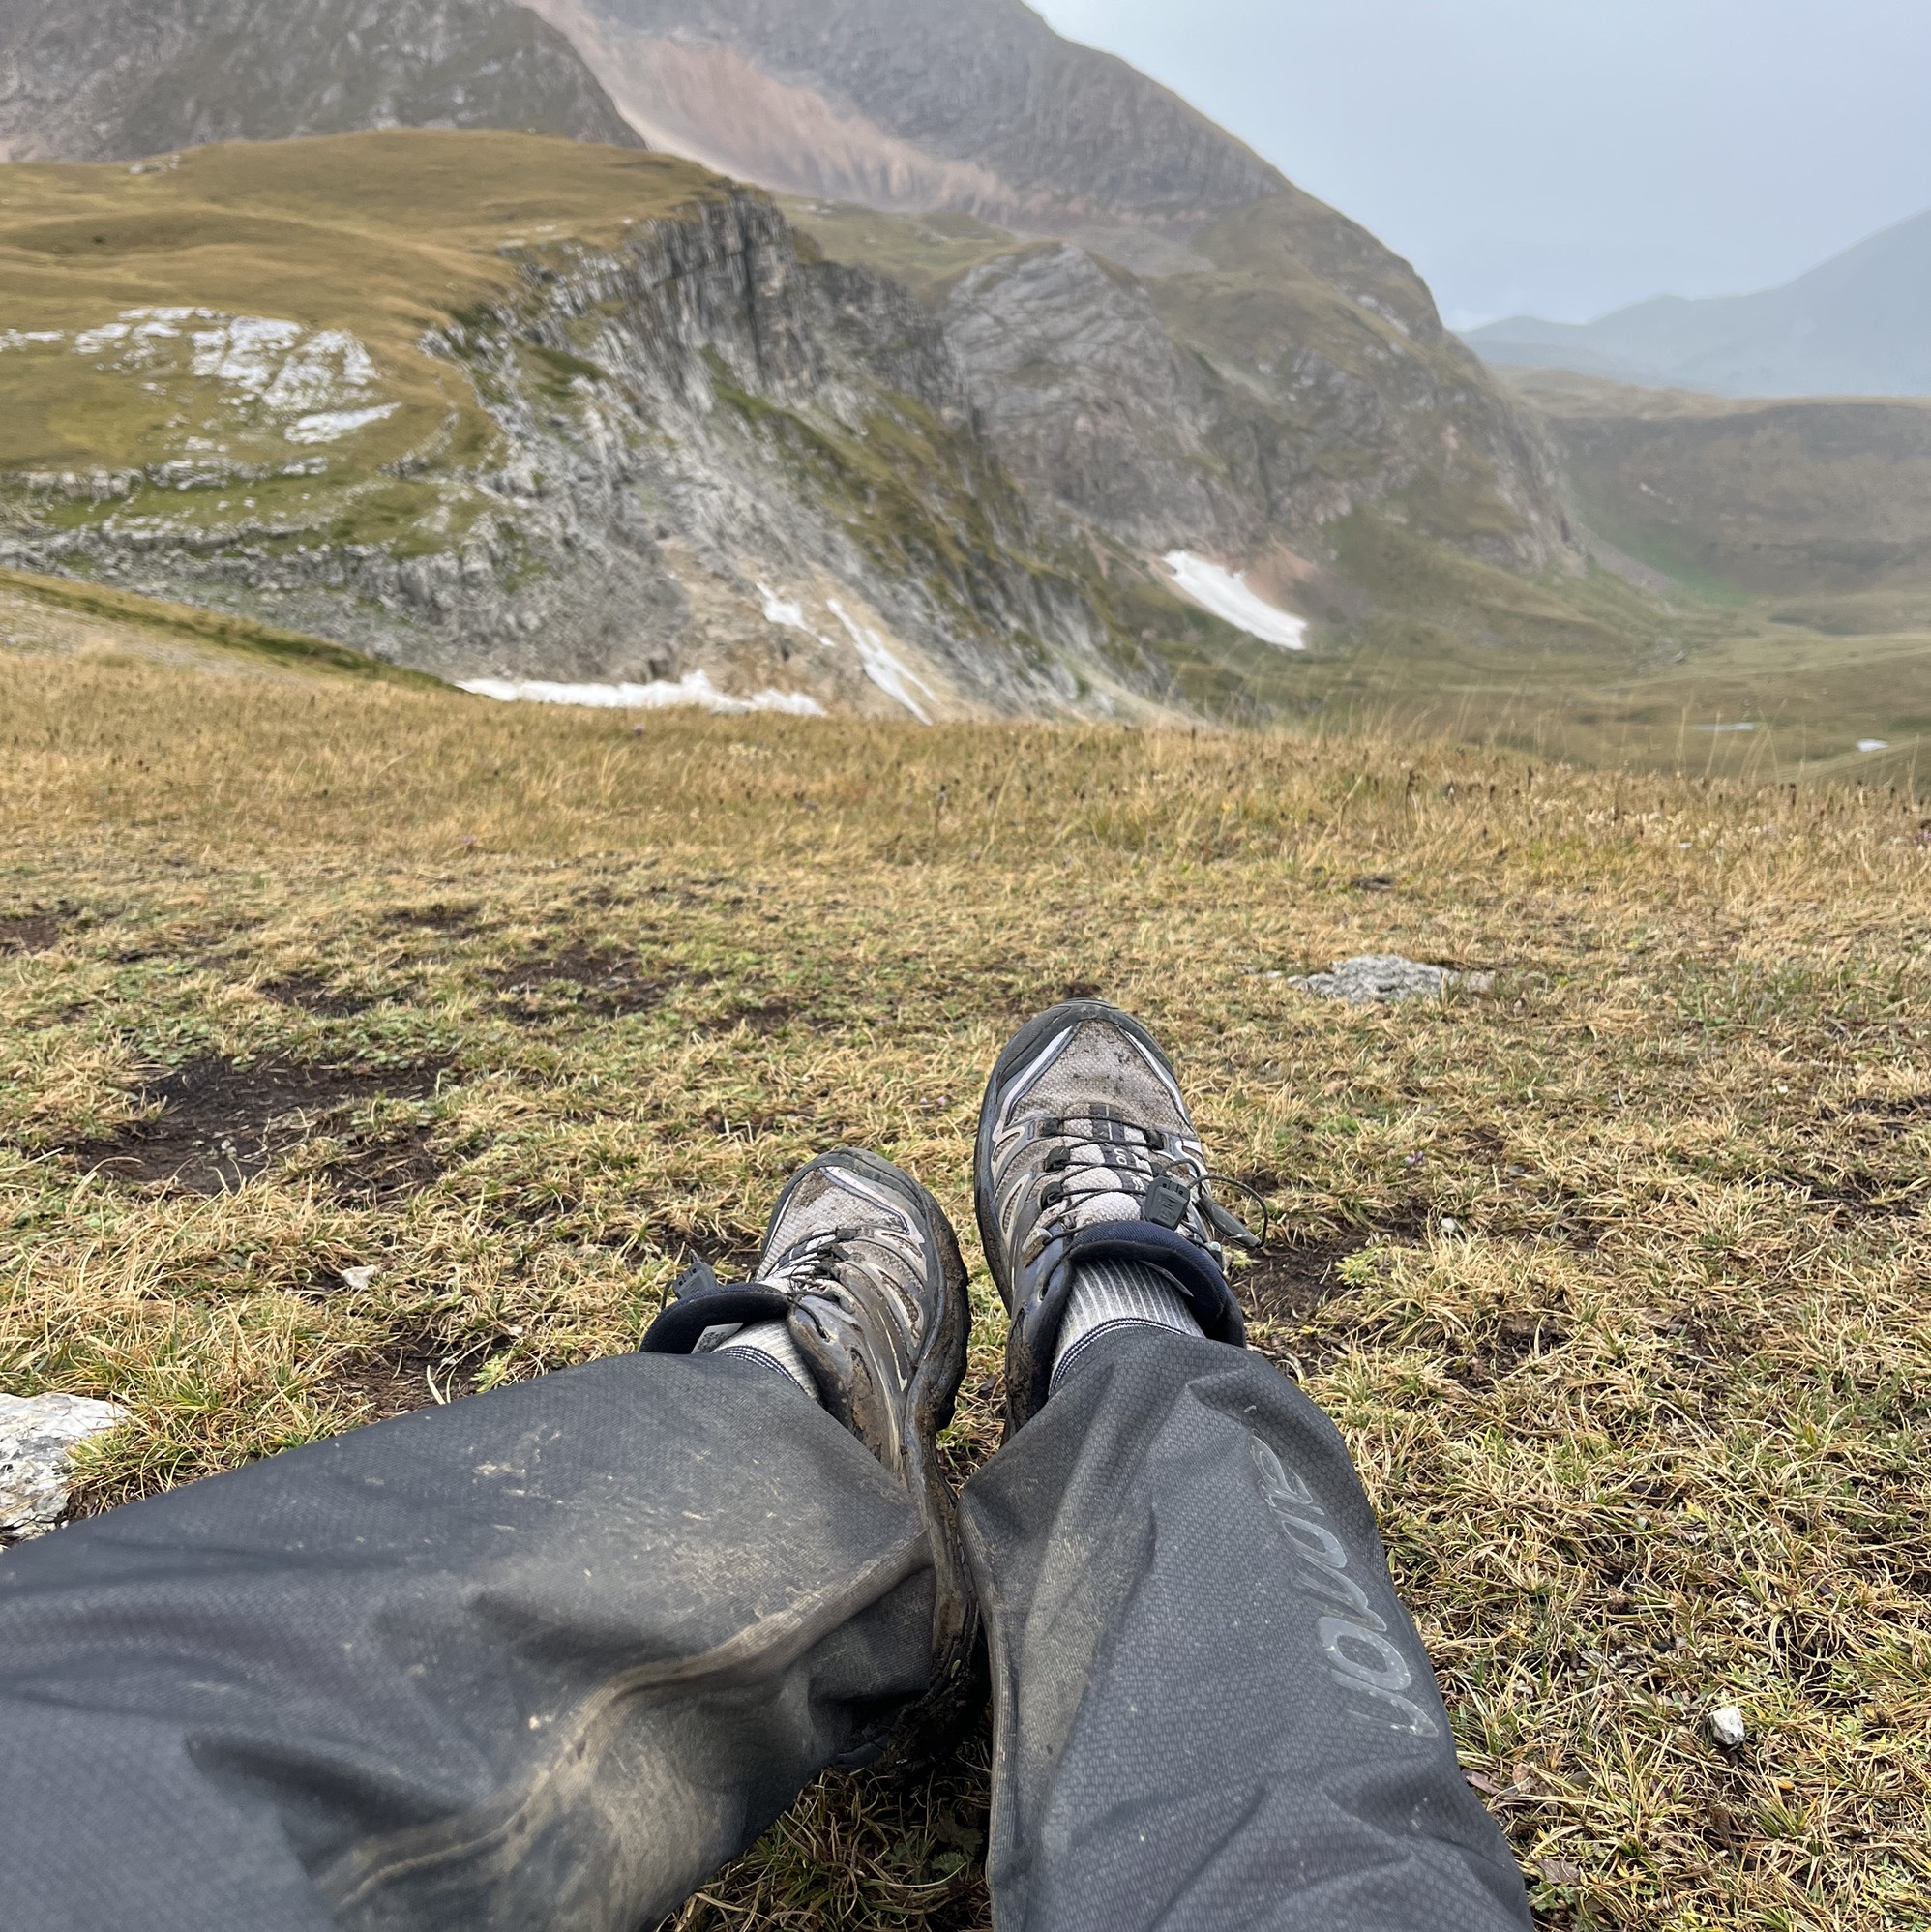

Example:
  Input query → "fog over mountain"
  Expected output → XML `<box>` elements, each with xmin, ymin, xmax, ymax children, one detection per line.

<box><xmin>1033</xmin><ymin>0</ymin><xmax>1931</xmax><ymax>332</ymax></box>
<box><xmin>1467</xmin><ymin>211</ymin><xmax>1931</xmax><ymax>401</ymax></box>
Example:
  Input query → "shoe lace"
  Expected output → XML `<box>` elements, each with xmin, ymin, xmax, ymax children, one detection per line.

<box><xmin>1020</xmin><ymin>1109</ymin><xmax>1268</xmax><ymax>1251</ymax></box>
<box><xmin>758</xmin><ymin>1226</ymin><xmax>850</xmax><ymax>1295</ymax></box>
<box><xmin>760</xmin><ymin>1221</ymin><xmax>927</xmax><ymax>1334</ymax></box>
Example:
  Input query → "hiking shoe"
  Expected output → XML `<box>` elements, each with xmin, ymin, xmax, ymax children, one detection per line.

<box><xmin>639</xmin><ymin>1147</ymin><xmax>979</xmax><ymax>1769</ymax></box>
<box><xmin>974</xmin><ymin>1000</ymin><xmax>1254</xmax><ymax>1429</ymax></box>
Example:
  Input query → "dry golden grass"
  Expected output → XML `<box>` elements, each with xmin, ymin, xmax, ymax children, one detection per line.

<box><xmin>3</xmin><ymin>639</ymin><xmax>1929</xmax><ymax>1930</ymax></box>
<box><xmin>0</xmin><ymin>130</ymin><xmax>721</xmax><ymax>472</ymax></box>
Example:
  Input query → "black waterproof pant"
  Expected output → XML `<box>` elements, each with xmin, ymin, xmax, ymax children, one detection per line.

<box><xmin>0</xmin><ymin>1327</ymin><xmax>1530</xmax><ymax>1932</ymax></box>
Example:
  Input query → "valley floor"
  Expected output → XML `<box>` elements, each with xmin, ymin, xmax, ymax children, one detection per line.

<box><xmin>2</xmin><ymin>634</ymin><xmax>1927</xmax><ymax>1929</ymax></box>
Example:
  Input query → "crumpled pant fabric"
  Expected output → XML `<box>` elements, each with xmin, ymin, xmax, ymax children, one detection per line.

<box><xmin>0</xmin><ymin>1331</ymin><xmax>1530</xmax><ymax>1932</ymax></box>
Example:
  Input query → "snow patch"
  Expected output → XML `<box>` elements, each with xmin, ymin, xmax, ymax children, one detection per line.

<box><xmin>459</xmin><ymin>672</ymin><xmax>825</xmax><ymax>717</ymax></box>
<box><xmin>286</xmin><ymin>403</ymin><xmax>400</xmax><ymax>445</ymax></box>
<box><xmin>1857</xmin><ymin>738</ymin><xmax>1889</xmax><ymax>753</ymax></box>
<box><xmin>753</xmin><ymin>583</ymin><xmax>942</xmax><ymax>722</ymax></box>
<box><xmin>758</xmin><ymin>582</ymin><xmax>815</xmax><ymax>634</ymax></box>
<box><xmin>1163</xmin><ymin>551</ymin><xmax>1307</xmax><ymax>651</ymax></box>
<box><xmin>0</xmin><ymin>330</ymin><xmax>65</xmax><ymax>352</ymax></box>
<box><xmin>828</xmin><ymin>599</ymin><xmax>935</xmax><ymax>722</ymax></box>
<box><xmin>1693</xmin><ymin>722</ymin><xmax>1756</xmax><ymax>734</ymax></box>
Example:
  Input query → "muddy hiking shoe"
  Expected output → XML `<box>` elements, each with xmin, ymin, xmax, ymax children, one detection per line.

<box><xmin>975</xmin><ymin>999</ymin><xmax>1260</xmax><ymax>1430</ymax></box>
<box><xmin>640</xmin><ymin>1147</ymin><xmax>980</xmax><ymax>1771</ymax></box>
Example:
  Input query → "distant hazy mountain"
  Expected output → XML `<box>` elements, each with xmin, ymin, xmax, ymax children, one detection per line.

<box><xmin>0</xmin><ymin>0</ymin><xmax>642</xmax><ymax>162</ymax></box>
<box><xmin>1468</xmin><ymin>211</ymin><xmax>1931</xmax><ymax>399</ymax></box>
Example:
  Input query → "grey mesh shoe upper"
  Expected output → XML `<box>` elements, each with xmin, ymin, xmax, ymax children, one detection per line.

<box><xmin>641</xmin><ymin>1147</ymin><xmax>979</xmax><ymax>1769</ymax></box>
<box><xmin>974</xmin><ymin>1000</ymin><xmax>1252</xmax><ymax>1427</ymax></box>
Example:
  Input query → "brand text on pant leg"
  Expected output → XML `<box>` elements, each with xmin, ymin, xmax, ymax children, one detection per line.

<box><xmin>1249</xmin><ymin>1436</ymin><xmax>1440</xmax><ymax>1738</ymax></box>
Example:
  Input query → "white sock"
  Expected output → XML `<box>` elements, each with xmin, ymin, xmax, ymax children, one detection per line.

<box><xmin>1050</xmin><ymin>1258</ymin><xmax>1203</xmax><ymax>1395</ymax></box>
<box><xmin>714</xmin><ymin>1320</ymin><xmax>818</xmax><ymax>1397</ymax></box>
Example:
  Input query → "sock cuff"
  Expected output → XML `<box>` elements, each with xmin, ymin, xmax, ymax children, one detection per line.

<box><xmin>714</xmin><ymin>1319</ymin><xmax>817</xmax><ymax>1397</ymax></box>
<box><xmin>1049</xmin><ymin>1257</ymin><xmax>1203</xmax><ymax>1397</ymax></box>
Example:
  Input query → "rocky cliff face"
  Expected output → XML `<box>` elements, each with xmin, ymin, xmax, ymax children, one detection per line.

<box><xmin>788</xmin><ymin>198</ymin><xmax>1571</xmax><ymax>578</ymax></box>
<box><xmin>530</xmin><ymin>0</ymin><xmax>1575</xmax><ymax>580</ymax></box>
<box><xmin>936</xmin><ymin>244</ymin><xmax>1257</xmax><ymax>555</ymax></box>
<box><xmin>0</xmin><ymin>0</ymin><xmax>641</xmax><ymax>162</ymax></box>
<box><xmin>0</xmin><ymin>137</ymin><xmax>1187</xmax><ymax>719</ymax></box>
<box><xmin>0</xmin><ymin>0</ymin><xmax>1588</xmax><ymax>687</ymax></box>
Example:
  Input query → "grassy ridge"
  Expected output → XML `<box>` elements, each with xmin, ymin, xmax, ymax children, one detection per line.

<box><xmin>0</xmin><ymin>565</ymin><xmax>443</xmax><ymax>684</ymax></box>
<box><xmin>2</xmin><ymin>638</ymin><xmax>1928</xmax><ymax>1927</ymax></box>
<box><xmin>0</xmin><ymin>130</ymin><xmax>721</xmax><ymax>550</ymax></box>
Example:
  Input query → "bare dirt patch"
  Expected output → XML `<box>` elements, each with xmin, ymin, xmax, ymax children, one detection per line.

<box><xmin>323</xmin><ymin>1124</ymin><xmax>444</xmax><ymax>1208</ymax></box>
<box><xmin>260</xmin><ymin>974</ymin><xmax>380</xmax><ymax>1018</ymax></box>
<box><xmin>1236</xmin><ymin>1232</ymin><xmax>1374</xmax><ymax>1329</ymax></box>
<box><xmin>0</xmin><ymin>912</ymin><xmax>62</xmax><ymax>954</ymax></box>
<box><xmin>490</xmin><ymin>945</ymin><xmax>668</xmax><ymax>1024</ymax></box>
<box><xmin>76</xmin><ymin>1057</ymin><xmax>448</xmax><ymax>1193</ymax></box>
<box><xmin>1446</xmin><ymin>1310</ymin><xmax>1576</xmax><ymax>1391</ymax></box>
<box><xmin>324</xmin><ymin>1331</ymin><xmax>486</xmax><ymax>1421</ymax></box>
<box><xmin>384</xmin><ymin>902</ymin><xmax>479</xmax><ymax>932</ymax></box>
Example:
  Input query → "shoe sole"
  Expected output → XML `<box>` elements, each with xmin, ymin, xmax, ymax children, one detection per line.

<box><xmin>773</xmin><ymin>1147</ymin><xmax>980</xmax><ymax>1772</ymax></box>
<box><xmin>972</xmin><ymin>998</ymin><xmax>1185</xmax><ymax>1314</ymax></box>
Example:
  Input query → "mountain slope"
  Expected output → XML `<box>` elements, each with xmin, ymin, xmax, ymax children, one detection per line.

<box><xmin>0</xmin><ymin>131</ymin><xmax>1283</xmax><ymax>719</ymax></box>
<box><xmin>530</xmin><ymin>0</ymin><xmax>1572</xmax><ymax>580</ymax></box>
<box><xmin>0</xmin><ymin>0</ymin><xmax>1600</xmax><ymax>691</ymax></box>
<box><xmin>1469</xmin><ymin>210</ymin><xmax>1931</xmax><ymax>400</ymax></box>
<box><xmin>521</xmin><ymin>0</ymin><xmax>1286</xmax><ymax>270</ymax></box>
<box><xmin>1500</xmin><ymin>368</ymin><xmax>1931</xmax><ymax>613</ymax></box>
<box><xmin>0</xmin><ymin>0</ymin><xmax>643</xmax><ymax>163</ymax></box>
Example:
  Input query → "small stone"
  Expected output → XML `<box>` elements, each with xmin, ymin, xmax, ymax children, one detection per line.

<box><xmin>1289</xmin><ymin>954</ymin><xmax>1492</xmax><ymax>1005</ymax></box>
<box><xmin>1710</xmin><ymin>1704</ymin><xmax>1748</xmax><ymax>1748</ymax></box>
<box><xmin>0</xmin><ymin>1393</ymin><xmax>131</xmax><ymax>1543</ymax></box>
<box><xmin>1439</xmin><ymin>1215</ymin><xmax>1463</xmax><ymax>1235</ymax></box>
<box><xmin>340</xmin><ymin>1266</ymin><xmax>379</xmax><ymax>1293</ymax></box>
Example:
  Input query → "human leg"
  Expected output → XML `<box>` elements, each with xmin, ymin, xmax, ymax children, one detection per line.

<box><xmin>0</xmin><ymin>1150</ymin><xmax>973</xmax><ymax>1932</ymax></box>
<box><xmin>965</xmin><ymin>1001</ymin><xmax>1531</xmax><ymax>1932</ymax></box>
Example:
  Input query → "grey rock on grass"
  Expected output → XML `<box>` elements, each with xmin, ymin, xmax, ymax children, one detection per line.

<box><xmin>0</xmin><ymin>1392</ymin><xmax>130</xmax><ymax>1543</ymax></box>
<box><xmin>1291</xmin><ymin>954</ymin><xmax>1495</xmax><ymax>1005</ymax></box>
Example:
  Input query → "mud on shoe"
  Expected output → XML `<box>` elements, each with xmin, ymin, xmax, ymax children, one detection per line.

<box><xmin>639</xmin><ymin>1147</ymin><xmax>979</xmax><ymax>1770</ymax></box>
<box><xmin>975</xmin><ymin>1000</ymin><xmax>1257</xmax><ymax>1430</ymax></box>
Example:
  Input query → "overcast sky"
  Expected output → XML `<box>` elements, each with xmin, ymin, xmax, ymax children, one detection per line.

<box><xmin>1033</xmin><ymin>0</ymin><xmax>1931</xmax><ymax>329</ymax></box>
